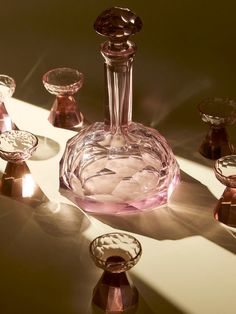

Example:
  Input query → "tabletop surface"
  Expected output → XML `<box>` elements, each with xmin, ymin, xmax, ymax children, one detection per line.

<box><xmin>0</xmin><ymin>98</ymin><xmax>235</xmax><ymax>314</ymax></box>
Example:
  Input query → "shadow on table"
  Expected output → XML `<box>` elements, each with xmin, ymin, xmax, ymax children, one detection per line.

<box><xmin>91</xmin><ymin>170</ymin><xmax>236</xmax><ymax>255</ymax></box>
<box><xmin>30</xmin><ymin>134</ymin><xmax>60</xmax><ymax>161</ymax></box>
<box><xmin>133</xmin><ymin>273</ymin><xmax>187</xmax><ymax>314</ymax></box>
<box><xmin>86</xmin><ymin>272</ymin><xmax>185</xmax><ymax>314</ymax></box>
<box><xmin>0</xmin><ymin>196</ymin><xmax>90</xmax><ymax>314</ymax></box>
<box><xmin>0</xmin><ymin>160</ymin><xmax>90</xmax><ymax>238</ymax></box>
<box><xmin>33</xmin><ymin>201</ymin><xmax>90</xmax><ymax>237</ymax></box>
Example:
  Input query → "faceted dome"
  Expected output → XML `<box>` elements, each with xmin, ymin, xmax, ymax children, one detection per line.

<box><xmin>60</xmin><ymin>122</ymin><xmax>180</xmax><ymax>214</ymax></box>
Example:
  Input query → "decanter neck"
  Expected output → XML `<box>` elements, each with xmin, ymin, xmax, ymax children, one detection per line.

<box><xmin>101</xmin><ymin>41</ymin><xmax>136</xmax><ymax>133</ymax></box>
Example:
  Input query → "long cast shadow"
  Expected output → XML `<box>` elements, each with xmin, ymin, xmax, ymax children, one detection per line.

<box><xmin>91</xmin><ymin>170</ymin><xmax>236</xmax><ymax>254</ymax></box>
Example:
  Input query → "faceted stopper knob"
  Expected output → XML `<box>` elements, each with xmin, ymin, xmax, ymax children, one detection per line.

<box><xmin>94</xmin><ymin>6</ymin><xmax>142</xmax><ymax>43</ymax></box>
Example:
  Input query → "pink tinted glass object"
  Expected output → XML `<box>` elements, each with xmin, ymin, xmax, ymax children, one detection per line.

<box><xmin>0</xmin><ymin>130</ymin><xmax>39</xmax><ymax>200</ymax></box>
<box><xmin>43</xmin><ymin>67</ymin><xmax>89</xmax><ymax>131</ymax></box>
<box><xmin>0</xmin><ymin>74</ymin><xmax>18</xmax><ymax>133</ymax></box>
<box><xmin>90</xmin><ymin>232</ymin><xmax>142</xmax><ymax>313</ymax></box>
<box><xmin>59</xmin><ymin>7</ymin><xmax>180</xmax><ymax>214</ymax></box>
<box><xmin>198</xmin><ymin>97</ymin><xmax>236</xmax><ymax>160</ymax></box>
<box><xmin>214</xmin><ymin>155</ymin><xmax>236</xmax><ymax>232</ymax></box>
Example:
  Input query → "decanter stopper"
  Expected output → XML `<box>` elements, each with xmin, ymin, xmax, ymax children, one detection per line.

<box><xmin>94</xmin><ymin>6</ymin><xmax>142</xmax><ymax>50</ymax></box>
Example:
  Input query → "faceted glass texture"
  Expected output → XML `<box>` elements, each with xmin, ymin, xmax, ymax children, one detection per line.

<box><xmin>94</xmin><ymin>6</ymin><xmax>142</xmax><ymax>39</ymax></box>
<box><xmin>214</xmin><ymin>155</ymin><xmax>236</xmax><ymax>231</ymax></box>
<box><xmin>198</xmin><ymin>97</ymin><xmax>236</xmax><ymax>159</ymax></box>
<box><xmin>90</xmin><ymin>232</ymin><xmax>142</xmax><ymax>272</ymax></box>
<box><xmin>0</xmin><ymin>130</ymin><xmax>39</xmax><ymax>200</ymax></box>
<box><xmin>0</xmin><ymin>130</ymin><xmax>38</xmax><ymax>163</ymax></box>
<box><xmin>90</xmin><ymin>232</ymin><xmax>141</xmax><ymax>313</ymax></box>
<box><xmin>43</xmin><ymin>67</ymin><xmax>89</xmax><ymax>131</ymax></box>
<box><xmin>0</xmin><ymin>74</ymin><xmax>18</xmax><ymax>133</ymax></box>
<box><xmin>60</xmin><ymin>7</ymin><xmax>180</xmax><ymax>214</ymax></box>
<box><xmin>60</xmin><ymin>122</ymin><xmax>179</xmax><ymax>214</ymax></box>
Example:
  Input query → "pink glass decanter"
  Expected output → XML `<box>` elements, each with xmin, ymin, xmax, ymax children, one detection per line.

<box><xmin>0</xmin><ymin>74</ymin><xmax>18</xmax><ymax>133</ymax></box>
<box><xmin>43</xmin><ymin>67</ymin><xmax>89</xmax><ymax>131</ymax></box>
<box><xmin>0</xmin><ymin>130</ymin><xmax>40</xmax><ymax>202</ymax></box>
<box><xmin>198</xmin><ymin>97</ymin><xmax>236</xmax><ymax>159</ymax></box>
<box><xmin>60</xmin><ymin>7</ymin><xmax>180</xmax><ymax>214</ymax></box>
<box><xmin>214</xmin><ymin>155</ymin><xmax>236</xmax><ymax>232</ymax></box>
<box><xmin>90</xmin><ymin>232</ymin><xmax>142</xmax><ymax>313</ymax></box>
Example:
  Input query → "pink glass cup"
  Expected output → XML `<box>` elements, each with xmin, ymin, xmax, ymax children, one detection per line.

<box><xmin>90</xmin><ymin>232</ymin><xmax>142</xmax><ymax>313</ymax></box>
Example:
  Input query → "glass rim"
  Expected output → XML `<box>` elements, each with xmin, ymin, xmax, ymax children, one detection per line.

<box><xmin>0</xmin><ymin>130</ymin><xmax>38</xmax><ymax>154</ymax></box>
<box><xmin>0</xmin><ymin>74</ymin><xmax>16</xmax><ymax>90</ymax></box>
<box><xmin>42</xmin><ymin>67</ymin><xmax>83</xmax><ymax>88</ymax></box>
<box><xmin>214</xmin><ymin>154</ymin><xmax>236</xmax><ymax>186</ymax></box>
<box><xmin>89</xmin><ymin>232</ymin><xmax>142</xmax><ymax>266</ymax></box>
<box><xmin>198</xmin><ymin>97</ymin><xmax>236</xmax><ymax>114</ymax></box>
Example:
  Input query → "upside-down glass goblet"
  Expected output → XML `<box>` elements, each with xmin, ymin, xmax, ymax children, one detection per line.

<box><xmin>0</xmin><ymin>74</ymin><xmax>18</xmax><ymax>133</ymax></box>
<box><xmin>214</xmin><ymin>155</ymin><xmax>236</xmax><ymax>233</ymax></box>
<box><xmin>42</xmin><ymin>67</ymin><xmax>89</xmax><ymax>131</ymax></box>
<box><xmin>90</xmin><ymin>232</ymin><xmax>142</xmax><ymax>313</ymax></box>
<box><xmin>0</xmin><ymin>130</ymin><xmax>40</xmax><ymax>202</ymax></box>
<box><xmin>198</xmin><ymin>97</ymin><xmax>236</xmax><ymax>160</ymax></box>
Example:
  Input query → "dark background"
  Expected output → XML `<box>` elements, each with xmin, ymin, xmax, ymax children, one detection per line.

<box><xmin>1</xmin><ymin>0</ymin><xmax>236</xmax><ymax>131</ymax></box>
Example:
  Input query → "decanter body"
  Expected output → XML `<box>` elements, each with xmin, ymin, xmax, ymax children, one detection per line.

<box><xmin>60</xmin><ymin>7</ymin><xmax>180</xmax><ymax>214</ymax></box>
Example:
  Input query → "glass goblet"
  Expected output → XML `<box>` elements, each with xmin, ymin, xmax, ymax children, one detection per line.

<box><xmin>0</xmin><ymin>130</ymin><xmax>39</xmax><ymax>201</ymax></box>
<box><xmin>214</xmin><ymin>155</ymin><xmax>236</xmax><ymax>233</ymax></box>
<box><xmin>0</xmin><ymin>130</ymin><xmax>90</xmax><ymax>238</ymax></box>
<box><xmin>198</xmin><ymin>97</ymin><xmax>236</xmax><ymax>160</ymax></box>
<box><xmin>89</xmin><ymin>232</ymin><xmax>142</xmax><ymax>313</ymax></box>
<box><xmin>42</xmin><ymin>67</ymin><xmax>89</xmax><ymax>131</ymax></box>
<box><xmin>0</xmin><ymin>74</ymin><xmax>18</xmax><ymax>133</ymax></box>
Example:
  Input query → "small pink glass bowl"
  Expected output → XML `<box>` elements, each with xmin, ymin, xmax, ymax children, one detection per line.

<box><xmin>0</xmin><ymin>130</ymin><xmax>38</xmax><ymax>163</ymax></box>
<box><xmin>42</xmin><ymin>67</ymin><xmax>83</xmax><ymax>96</ymax></box>
<box><xmin>214</xmin><ymin>155</ymin><xmax>236</xmax><ymax>188</ymax></box>
<box><xmin>89</xmin><ymin>232</ymin><xmax>142</xmax><ymax>273</ymax></box>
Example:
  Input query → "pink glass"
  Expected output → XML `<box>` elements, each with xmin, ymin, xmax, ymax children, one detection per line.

<box><xmin>0</xmin><ymin>74</ymin><xmax>18</xmax><ymax>133</ymax></box>
<box><xmin>43</xmin><ymin>67</ymin><xmax>89</xmax><ymax>131</ymax></box>
<box><xmin>198</xmin><ymin>97</ymin><xmax>236</xmax><ymax>159</ymax></box>
<box><xmin>214</xmin><ymin>155</ymin><xmax>236</xmax><ymax>233</ymax></box>
<box><xmin>59</xmin><ymin>7</ymin><xmax>180</xmax><ymax>214</ymax></box>
<box><xmin>0</xmin><ymin>130</ymin><xmax>40</xmax><ymax>202</ymax></box>
<box><xmin>90</xmin><ymin>232</ymin><xmax>142</xmax><ymax>313</ymax></box>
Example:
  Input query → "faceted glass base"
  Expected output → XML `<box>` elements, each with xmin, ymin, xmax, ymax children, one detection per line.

<box><xmin>214</xmin><ymin>155</ymin><xmax>236</xmax><ymax>231</ymax></box>
<box><xmin>60</xmin><ymin>122</ymin><xmax>180</xmax><ymax>214</ymax></box>
<box><xmin>214</xmin><ymin>188</ymin><xmax>236</xmax><ymax>229</ymax></box>
<box><xmin>48</xmin><ymin>96</ymin><xmax>89</xmax><ymax>131</ymax></box>
<box><xmin>199</xmin><ymin>127</ymin><xmax>234</xmax><ymax>160</ymax></box>
<box><xmin>92</xmin><ymin>269</ymin><xmax>138</xmax><ymax>313</ymax></box>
